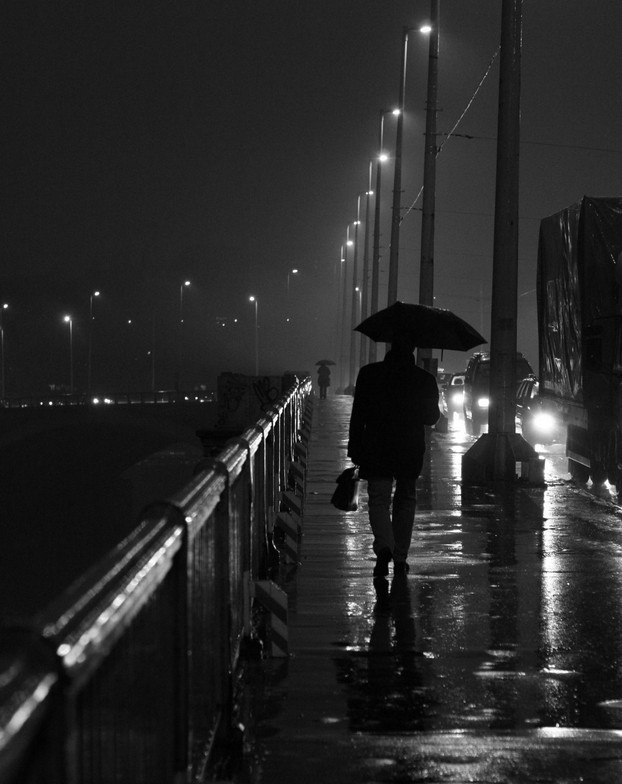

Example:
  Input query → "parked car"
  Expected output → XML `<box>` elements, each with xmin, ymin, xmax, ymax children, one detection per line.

<box><xmin>463</xmin><ymin>352</ymin><xmax>534</xmax><ymax>435</ymax></box>
<box><xmin>515</xmin><ymin>376</ymin><xmax>563</xmax><ymax>445</ymax></box>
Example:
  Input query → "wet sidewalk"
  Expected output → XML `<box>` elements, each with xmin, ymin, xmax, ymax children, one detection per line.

<box><xmin>238</xmin><ymin>396</ymin><xmax>622</xmax><ymax>783</ymax></box>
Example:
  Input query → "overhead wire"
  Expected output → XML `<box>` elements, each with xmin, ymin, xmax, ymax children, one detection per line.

<box><xmin>400</xmin><ymin>46</ymin><xmax>500</xmax><ymax>225</ymax></box>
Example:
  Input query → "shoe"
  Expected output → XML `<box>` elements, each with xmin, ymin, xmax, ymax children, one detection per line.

<box><xmin>393</xmin><ymin>561</ymin><xmax>409</xmax><ymax>575</ymax></box>
<box><xmin>373</xmin><ymin>547</ymin><xmax>392</xmax><ymax>577</ymax></box>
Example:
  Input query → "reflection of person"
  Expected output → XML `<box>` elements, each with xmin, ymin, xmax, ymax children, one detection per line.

<box><xmin>347</xmin><ymin>335</ymin><xmax>440</xmax><ymax>577</ymax></box>
<box><xmin>317</xmin><ymin>364</ymin><xmax>330</xmax><ymax>399</ymax></box>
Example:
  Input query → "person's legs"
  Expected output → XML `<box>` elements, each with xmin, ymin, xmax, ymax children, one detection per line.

<box><xmin>366</xmin><ymin>477</ymin><xmax>394</xmax><ymax>556</ymax></box>
<box><xmin>392</xmin><ymin>474</ymin><xmax>417</xmax><ymax>564</ymax></box>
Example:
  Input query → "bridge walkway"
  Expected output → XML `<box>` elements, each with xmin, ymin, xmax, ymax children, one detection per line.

<box><xmin>235</xmin><ymin>395</ymin><xmax>622</xmax><ymax>783</ymax></box>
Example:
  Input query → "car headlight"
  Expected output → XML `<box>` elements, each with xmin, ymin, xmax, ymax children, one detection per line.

<box><xmin>451</xmin><ymin>391</ymin><xmax>464</xmax><ymax>405</ymax></box>
<box><xmin>476</xmin><ymin>396</ymin><xmax>489</xmax><ymax>409</ymax></box>
<box><xmin>532</xmin><ymin>411</ymin><xmax>556</xmax><ymax>435</ymax></box>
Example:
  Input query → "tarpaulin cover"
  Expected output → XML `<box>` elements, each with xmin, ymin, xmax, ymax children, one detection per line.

<box><xmin>537</xmin><ymin>196</ymin><xmax>622</xmax><ymax>404</ymax></box>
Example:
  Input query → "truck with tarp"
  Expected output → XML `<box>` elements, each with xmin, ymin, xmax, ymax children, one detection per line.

<box><xmin>537</xmin><ymin>196</ymin><xmax>622</xmax><ymax>485</ymax></box>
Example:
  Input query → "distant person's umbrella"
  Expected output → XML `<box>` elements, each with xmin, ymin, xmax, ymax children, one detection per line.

<box><xmin>316</xmin><ymin>359</ymin><xmax>336</xmax><ymax>365</ymax></box>
<box><xmin>355</xmin><ymin>301</ymin><xmax>486</xmax><ymax>351</ymax></box>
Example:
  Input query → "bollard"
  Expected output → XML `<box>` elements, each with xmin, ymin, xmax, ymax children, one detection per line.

<box><xmin>252</xmin><ymin>580</ymin><xmax>288</xmax><ymax>657</ymax></box>
<box><xmin>275</xmin><ymin>510</ymin><xmax>301</xmax><ymax>564</ymax></box>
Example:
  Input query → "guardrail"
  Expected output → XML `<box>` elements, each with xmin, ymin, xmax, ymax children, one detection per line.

<box><xmin>0</xmin><ymin>377</ymin><xmax>312</xmax><ymax>783</ymax></box>
<box><xmin>0</xmin><ymin>390</ymin><xmax>215</xmax><ymax>408</ymax></box>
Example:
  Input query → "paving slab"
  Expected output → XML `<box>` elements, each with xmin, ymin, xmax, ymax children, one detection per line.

<box><xmin>236</xmin><ymin>395</ymin><xmax>622</xmax><ymax>783</ymax></box>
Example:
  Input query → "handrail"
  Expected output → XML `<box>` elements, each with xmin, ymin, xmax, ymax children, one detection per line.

<box><xmin>0</xmin><ymin>376</ymin><xmax>312</xmax><ymax>783</ymax></box>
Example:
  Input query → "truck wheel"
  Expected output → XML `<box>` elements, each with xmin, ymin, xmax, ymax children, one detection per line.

<box><xmin>568</xmin><ymin>458</ymin><xmax>589</xmax><ymax>484</ymax></box>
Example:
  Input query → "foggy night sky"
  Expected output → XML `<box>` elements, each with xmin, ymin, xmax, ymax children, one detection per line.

<box><xmin>3</xmin><ymin>0</ymin><xmax>621</xmax><ymax>394</ymax></box>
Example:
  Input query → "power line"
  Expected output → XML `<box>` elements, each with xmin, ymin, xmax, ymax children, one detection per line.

<box><xmin>445</xmin><ymin>133</ymin><xmax>622</xmax><ymax>156</ymax></box>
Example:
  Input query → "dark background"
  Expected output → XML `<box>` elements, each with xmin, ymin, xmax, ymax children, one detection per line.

<box><xmin>3</xmin><ymin>0</ymin><xmax>621</xmax><ymax>392</ymax></box>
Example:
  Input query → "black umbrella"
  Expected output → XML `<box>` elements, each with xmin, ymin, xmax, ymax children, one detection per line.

<box><xmin>355</xmin><ymin>301</ymin><xmax>486</xmax><ymax>351</ymax></box>
<box><xmin>316</xmin><ymin>359</ymin><xmax>336</xmax><ymax>365</ymax></box>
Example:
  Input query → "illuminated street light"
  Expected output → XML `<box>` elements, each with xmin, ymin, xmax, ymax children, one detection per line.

<box><xmin>287</xmin><ymin>268</ymin><xmax>299</xmax><ymax>294</ymax></box>
<box><xmin>0</xmin><ymin>303</ymin><xmax>8</xmax><ymax>400</ymax></box>
<box><xmin>63</xmin><ymin>315</ymin><xmax>74</xmax><ymax>394</ymax></box>
<box><xmin>176</xmin><ymin>280</ymin><xmax>191</xmax><ymax>392</ymax></box>
<box><xmin>340</xmin><ymin>224</ymin><xmax>356</xmax><ymax>392</ymax></box>
<box><xmin>359</xmin><ymin>165</ymin><xmax>373</xmax><ymax>370</ymax></box>
<box><xmin>349</xmin><ymin>195</ymin><xmax>363</xmax><ymax>390</ymax></box>
<box><xmin>249</xmin><ymin>295</ymin><xmax>259</xmax><ymax>375</ymax></box>
<box><xmin>180</xmin><ymin>280</ymin><xmax>191</xmax><ymax>324</ymax></box>
<box><xmin>370</xmin><ymin>108</ymin><xmax>398</xmax><ymax>363</ymax></box>
<box><xmin>388</xmin><ymin>24</ymin><xmax>432</xmax><ymax>305</ymax></box>
<box><xmin>88</xmin><ymin>289</ymin><xmax>100</xmax><ymax>395</ymax></box>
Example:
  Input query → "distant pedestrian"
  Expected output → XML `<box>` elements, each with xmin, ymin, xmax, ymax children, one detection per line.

<box><xmin>317</xmin><ymin>364</ymin><xmax>330</xmax><ymax>399</ymax></box>
<box><xmin>347</xmin><ymin>335</ymin><xmax>440</xmax><ymax>578</ymax></box>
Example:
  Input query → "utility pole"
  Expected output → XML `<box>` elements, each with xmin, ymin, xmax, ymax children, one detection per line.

<box><xmin>462</xmin><ymin>0</ymin><xmax>542</xmax><ymax>484</ymax></box>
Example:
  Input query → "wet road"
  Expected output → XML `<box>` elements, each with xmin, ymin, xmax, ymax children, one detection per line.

<box><xmin>236</xmin><ymin>398</ymin><xmax>622</xmax><ymax>783</ymax></box>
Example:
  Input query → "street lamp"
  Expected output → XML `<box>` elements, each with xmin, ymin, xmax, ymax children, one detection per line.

<box><xmin>88</xmin><ymin>290</ymin><xmax>100</xmax><ymax>395</ymax></box>
<box><xmin>359</xmin><ymin>165</ymin><xmax>373</xmax><ymax>370</ymax></box>
<box><xmin>286</xmin><ymin>268</ymin><xmax>299</xmax><ymax>322</ymax></box>
<box><xmin>370</xmin><ymin>108</ymin><xmax>398</xmax><ymax>363</ymax></box>
<box><xmin>387</xmin><ymin>24</ymin><xmax>432</xmax><ymax>306</ymax></box>
<box><xmin>176</xmin><ymin>280</ymin><xmax>191</xmax><ymax>392</ymax></box>
<box><xmin>0</xmin><ymin>303</ymin><xmax>8</xmax><ymax>400</ymax></box>
<box><xmin>340</xmin><ymin>225</ymin><xmax>355</xmax><ymax>392</ymax></box>
<box><xmin>249</xmin><ymin>296</ymin><xmax>259</xmax><ymax>375</ymax></box>
<box><xmin>286</xmin><ymin>268</ymin><xmax>299</xmax><ymax>294</ymax></box>
<box><xmin>63</xmin><ymin>315</ymin><xmax>74</xmax><ymax>395</ymax></box>
<box><xmin>349</xmin><ymin>196</ymin><xmax>363</xmax><ymax>390</ymax></box>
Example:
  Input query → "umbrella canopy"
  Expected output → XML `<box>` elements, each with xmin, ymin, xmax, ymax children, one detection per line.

<box><xmin>315</xmin><ymin>359</ymin><xmax>336</xmax><ymax>365</ymax></box>
<box><xmin>355</xmin><ymin>302</ymin><xmax>486</xmax><ymax>351</ymax></box>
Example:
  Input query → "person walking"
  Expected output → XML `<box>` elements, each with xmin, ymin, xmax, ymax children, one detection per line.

<box><xmin>347</xmin><ymin>334</ymin><xmax>440</xmax><ymax>578</ymax></box>
<box><xmin>317</xmin><ymin>364</ymin><xmax>330</xmax><ymax>399</ymax></box>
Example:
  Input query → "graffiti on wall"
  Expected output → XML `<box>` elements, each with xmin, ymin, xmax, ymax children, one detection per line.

<box><xmin>217</xmin><ymin>373</ymin><xmax>283</xmax><ymax>429</ymax></box>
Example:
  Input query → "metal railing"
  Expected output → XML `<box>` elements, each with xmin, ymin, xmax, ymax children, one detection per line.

<box><xmin>0</xmin><ymin>377</ymin><xmax>312</xmax><ymax>783</ymax></box>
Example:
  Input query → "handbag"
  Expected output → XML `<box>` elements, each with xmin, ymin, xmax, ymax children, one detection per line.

<box><xmin>330</xmin><ymin>466</ymin><xmax>360</xmax><ymax>511</ymax></box>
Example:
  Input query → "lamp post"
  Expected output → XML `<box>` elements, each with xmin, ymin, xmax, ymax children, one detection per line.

<box><xmin>359</xmin><ymin>165</ymin><xmax>373</xmax><ymax>369</ymax></box>
<box><xmin>0</xmin><ymin>303</ymin><xmax>8</xmax><ymax>400</ymax></box>
<box><xmin>370</xmin><ymin>109</ymin><xmax>398</xmax><ymax>363</ymax></box>
<box><xmin>349</xmin><ymin>199</ymin><xmax>362</xmax><ymax>390</ymax></box>
<box><xmin>176</xmin><ymin>280</ymin><xmax>191</xmax><ymax>392</ymax></box>
<box><xmin>286</xmin><ymin>268</ymin><xmax>299</xmax><ymax>322</ymax></box>
<box><xmin>418</xmin><ymin>3</ymin><xmax>439</xmax><ymax>372</ymax></box>
<box><xmin>63</xmin><ymin>315</ymin><xmax>74</xmax><ymax>395</ymax></box>
<box><xmin>150</xmin><ymin>309</ymin><xmax>156</xmax><ymax>394</ymax></box>
<box><xmin>87</xmin><ymin>290</ymin><xmax>100</xmax><ymax>396</ymax></box>
<box><xmin>387</xmin><ymin>24</ymin><xmax>432</xmax><ymax>306</ymax></box>
<box><xmin>248</xmin><ymin>296</ymin><xmax>259</xmax><ymax>375</ymax></box>
<box><xmin>286</xmin><ymin>268</ymin><xmax>299</xmax><ymax>294</ymax></box>
<box><xmin>340</xmin><ymin>227</ymin><xmax>354</xmax><ymax>392</ymax></box>
<box><xmin>387</xmin><ymin>27</ymin><xmax>409</xmax><ymax>306</ymax></box>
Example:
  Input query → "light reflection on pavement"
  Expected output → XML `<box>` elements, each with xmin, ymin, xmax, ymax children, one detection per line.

<box><xmin>239</xmin><ymin>399</ymin><xmax>622</xmax><ymax>784</ymax></box>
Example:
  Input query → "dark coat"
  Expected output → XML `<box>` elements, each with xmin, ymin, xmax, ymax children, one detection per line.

<box><xmin>347</xmin><ymin>350</ymin><xmax>440</xmax><ymax>479</ymax></box>
<box><xmin>317</xmin><ymin>365</ymin><xmax>330</xmax><ymax>386</ymax></box>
